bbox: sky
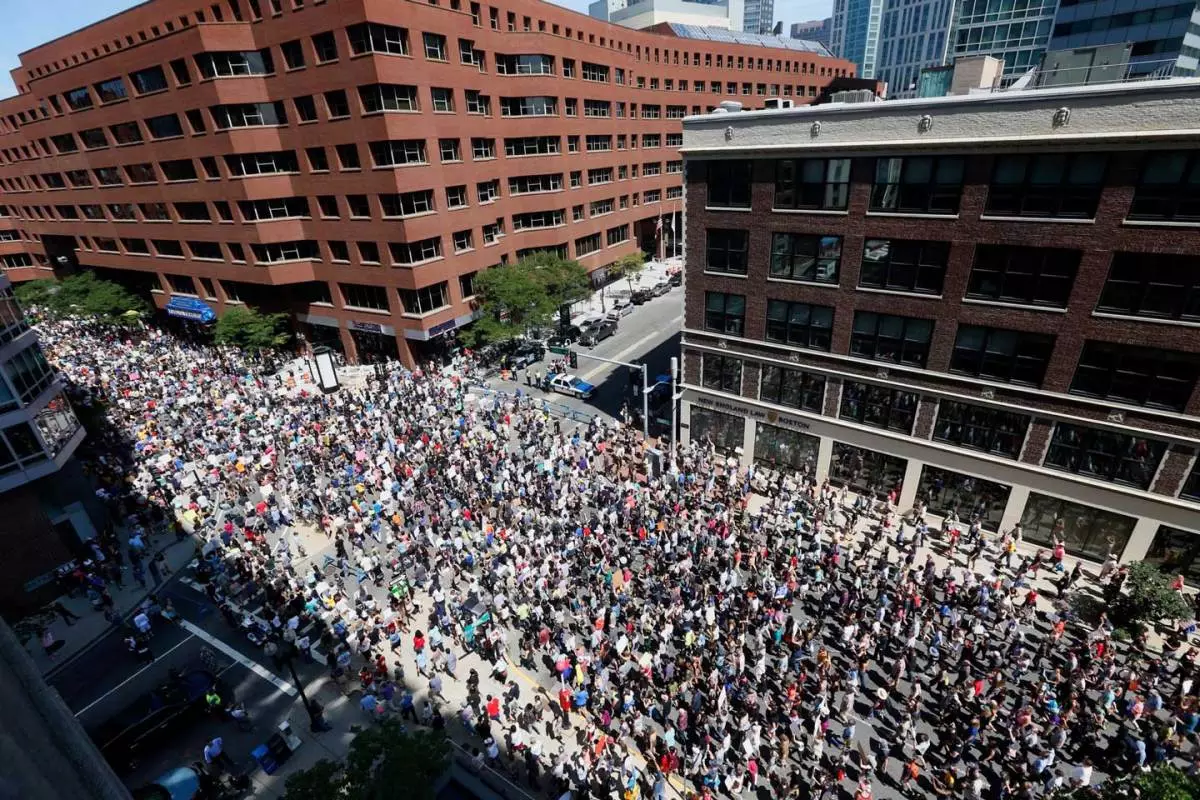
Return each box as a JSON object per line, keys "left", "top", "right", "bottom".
{"left": 0, "top": 0, "right": 832, "bottom": 97}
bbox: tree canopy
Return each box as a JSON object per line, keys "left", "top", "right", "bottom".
{"left": 1110, "top": 560, "right": 1193, "bottom": 633}
{"left": 14, "top": 273, "right": 147, "bottom": 324}
{"left": 469, "top": 252, "right": 591, "bottom": 344}
{"left": 213, "top": 305, "right": 292, "bottom": 351}
{"left": 612, "top": 251, "right": 646, "bottom": 290}
{"left": 281, "top": 723, "right": 451, "bottom": 800}
{"left": 1053, "top": 764, "right": 1200, "bottom": 800}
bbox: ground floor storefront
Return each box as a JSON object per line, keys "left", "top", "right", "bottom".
{"left": 681, "top": 389, "right": 1200, "bottom": 569}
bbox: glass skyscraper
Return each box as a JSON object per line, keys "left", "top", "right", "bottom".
{"left": 1049, "top": 0, "right": 1200, "bottom": 77}
{"left": 831, "top": 0, "right": 886, "bottom": 77}
{"left": 950, "top": 0, "right": 1058, "bottom": 79}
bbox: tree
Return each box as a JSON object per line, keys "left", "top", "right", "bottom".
{"left": 14, "top": 272, "right": 147, "bottom": 324}
{"left": 1052, "top": 764, "right": 1200, "bottom": 800}
{"left": 469, "top": 252, "right": 591, "bottom": 345}
{"left": 613, "top": 251, "right": 646, "bottom": 294}
{"left": 1111, "top": 560, "right": 1192, "bottom": 633}
{"left": 281, "top": 723, "right": 451, "bottom": 800}
{"left": 13, "top": 279, "right": 59, "bottom": 310}
{"left": 213, "top": 305, "right": 292, "bottom": 351}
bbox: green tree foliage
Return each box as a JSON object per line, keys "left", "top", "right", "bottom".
{"left": 1111, "top": 560, "right": 1193, "bottom": 632}
{"left": 14, "top": 273, "right": 147, "bottom": 324}
{"left": 612, "top": 251, "right": 646, "bottom": 292}
{"left": 213, "top": 305, "right": 292, "bottom": 351}
{"left": 1053, "top": 764, "right": 1200, "bottom": 800}
{"left": 469, "top": 252, "right": 591, "bottom": 344}
{"left": 281, "top": 724, "right": 451, "bottom": 800}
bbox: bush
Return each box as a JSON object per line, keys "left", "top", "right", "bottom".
{"left": 1110, "top": 561, "right": 1192, "bottom": 633}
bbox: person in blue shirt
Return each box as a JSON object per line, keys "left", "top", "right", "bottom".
{"left": 574, "top": 687, "right": 589, "bottom": 708}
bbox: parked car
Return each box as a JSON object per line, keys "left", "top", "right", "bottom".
{"left": 579, "top": 319, "right": 617, "bottom": 346}
{"left": 508, "top": 341, "right": 544, "bottom": 369}
{"left": 669, "top": 271, "right": 682, "bottom": 287}
{"left": 546, "top": 334, "right": 574, "bottom": 352}
{"left": 650, "top": 279, "right": 672, "bottom": 296}
{"left": 547, "top": 373, "right": 596, "bottom": 399}
{"left": 91, "top": 669, "right": 228, "bottom": 771}
{"left": 630, "top": 287, "right": 653, "bottom": 304}
{"left": 608, "top": 297, "right": 634, "bottom": 316}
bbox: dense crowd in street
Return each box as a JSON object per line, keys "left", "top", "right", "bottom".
{"left": 36, "top": 317, "right": 1200, "bottom": 800}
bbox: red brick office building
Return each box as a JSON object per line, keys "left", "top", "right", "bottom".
{"left": 679, "top": 79, "right": 1200, "bottom": 569}
{"left": 0, "top": 0, "right": 851, "bottom": 364}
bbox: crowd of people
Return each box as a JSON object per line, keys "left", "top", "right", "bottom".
{"left": 36, "top": 316, "right": 1200, "bottom": 800}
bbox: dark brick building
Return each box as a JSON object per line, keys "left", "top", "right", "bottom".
{"left": 0, "top": 0, "right": 852, "bottom": 366}
{"left": 679, "top": 81, "right": 1200, "bottom": 568}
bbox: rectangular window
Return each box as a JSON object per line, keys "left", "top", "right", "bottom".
{"left": 705, "top": 229, "right": 748, "bottom": 275}
{"left": 465, "top": 90, "right": 489, "bottom": 115}
{"left": 496, "top": 54, "right": 554, "bottom": 75}
{"left": 380, "top": 190, "right": 435, "bottom": 217}
{"left": 130, "top": 65, "right": 169, "bottom": 94}
{"left": 188, "top": 241, "right": 223, "bottom": 260}
{"left": 152, "top": 239, "right": 184, "bottom": 257}
{"left": 224, "top": 150, "right": 299, "bottom": 176}
{"left": 195, "top": 49, "right": 273, "bottom": 78}
{"left": 317, "top": 196, "right": 339, "bottom": 217}
{"left": 357, "top": 242, "right": 380, "bottom": 264}
{"left": 1045, "top": 423, "right": 1167, "bottom": 490}
{"left": 238, "top": 197, "right": 309, "bottom": 220}
{"left": 312, "top": 31, "right": 339, "bottom": 63}
{"left": 575, "top": 233, "right": 602, "bottom": 256}
{"left": 499, "top": 96, "right": 556, "bottom": 116}
{"left": 460, "top": 272, "right": 477, "bottom": 299}
{"left": 1021, "top": 492, "right": 1135, "bottom": 561}
{"left": 398, "top": 282, "right": 449, "bottom": 315}
{"left": 175, "top": 201, "right": 211, "bottom": 221}
{"left": 140, "top": 203, "right": 170, "bottom": 220}
{"left": 423, "top": 33, "right": 447, "bottom": 61}
{"left": 94, "top": 77, "right": 127, "bottom": 103}
{"left": 934, "top": 400, "right": 1030, "bottom": 459}
{"left": 358, "top": 84, "right": 419, "bottom": 113}
{"left": 966, "top": 244, "right": 1079, "bottom": 308}
{"left": 346, "top": 195, "right": 370, "bottom": 218}
{"left": 666, "top": 133, "right": 682, "bottom": 147}
{"left": 587, "top": 168, "right": 613, "bottom": 186}
{"left": 606, "top": 224, "right": 629, "bottom": 246}
{"left": 706, "top": 160, "right": 752, "bottom": 208}
{"left": 642, "top": 134, "right": 660, "bottom": 148}
{"left": 504, "top": 136, "right": 559, "bottom": 157}
{"left": 121, "top": 237, "right": 149, "bottom": 254}
{"left": 370, "top": 139, "right": 426, "bottom": 167}
{"left": 759, "top": 365, "right": 824, "bottom": 412}
{"left": 704, "top": 292, "right": 745, "bottom": 335}
{"left": 508, "top": 174, "right": 561, "bottom": 195}
{"left": 340, "top": 282, "right": 390, "bottom": 311}
{"left": 79, "top": 128, "right": 108, "bottom": 149}
{"left": 859, "top": 239, "right": 948, "bottom": 294}
{"left": 986, "top": 153, "right": 1106, "bottom": 219}
{"left": 324, "top": 90, "right": 350, "bottom": 118}
{"left": 1128, "top": 151, "right": 1200, "bottom": 222}
{"left": 280, "top": 40, "right": 305, "bottom": 69}
{"left": 389, "top": 237, "right": 443, "bottom": 265}
{"left": 453, "top": 230, "right": 474, "bottom": 252}
{"left": 512, "top": 210, "right": 565, "bottom": 231}
{"left": 589, "top": 199, "right": 613, "bottom": 217}
{"left": 839, "top": 381, "right": 919, "bottom": 434}
{"left": 581, "top": 61, "right": 609, "bottom": 82}
{"left": 336, "top": 143, "right": 360, "bottom": 170}
{"left": 701, "top": 354, "right": 742, "bottom": 394}
{"left": 769, "top": 233, "right": 841, "bottom": 283}
{"left": 870, "top": 156, "right": 965, "bottom": 214}
{"left": 294, "top": 95, "right": 318, "bottom": 121}
{"left": 472, "top": 138, "right": 495, "bottom": 160}
{"left": 950, "top": 325, "right": 1055, "bottom": 387}
{"left": 347, "top": 23, "right": 409, "bottom": 55}
{"left": 159, "top": 159, "right": 197, "bottom": 182}
{"left": 51, "top": 134, "right": 78, "bottom": 153}
{"left": 446, "top": 186, "right": 467, "bottom": 208}
{"left": 765, "top": 300, "right": 833, "bottom": 350}
{"left": 210, "top": 102, "right": 286, "bottom": 128}
{"left": 850, "top": 312, "right": 933, "bottom": 367}
{"left": 586, "top": 135, "right": 612, "bottom": 152}
{"left": 145, "top": 113, "right": 184, "bottom": 138}
{"left": 64, "top": 86, "right": 93, "bottom": 110}
{"left": 250, "top": 241, "right": 318, "bottom": 262}
{"left": 431, "top": 87, "right": 454, "bottom": 112}
{"left": 439, "top": 139, "right": 461, "bottom": 162}
{"left": 1096, "top": 252, "right": 1200, "bottom": 321}
{"left": 774, "top": 158, "right": 850, "bottom": 211}
{"left": 1071, "top": 341, "right": 1199, "bottom": 412}
{"left": 477, "top": 180, "right": 499, "bottom": 203}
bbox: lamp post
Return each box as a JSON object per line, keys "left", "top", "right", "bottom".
{"left": 282, "top": 643, "right": 329, "bottom": 733}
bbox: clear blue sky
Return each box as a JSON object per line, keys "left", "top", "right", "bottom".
{"left": 0, "top": 0, "right": 832, "bottom": 98}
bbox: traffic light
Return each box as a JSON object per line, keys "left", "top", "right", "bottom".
{"left": 568, "top": 351, "right": 578, "bottom": 369}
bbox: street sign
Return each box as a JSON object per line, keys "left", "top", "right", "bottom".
{"left": 548, "top": 346, "right": 569, "bottom": 355}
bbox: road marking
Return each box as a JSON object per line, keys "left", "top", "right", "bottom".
{"left": 179, "top": 619, "right": 298, "bottom": 697}
{"left": 581, "top": 319, "right": 679, "bottom": 382}
{"left": 74, "top": 634, "right": 196, "bottom": 717}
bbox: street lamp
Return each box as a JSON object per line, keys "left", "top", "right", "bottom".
{"left": 281, "top": 643, "right": 330, "bottom": 732}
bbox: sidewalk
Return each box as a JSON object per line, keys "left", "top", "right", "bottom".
{"left": 28, "top": 533, "right": 199, "bottom": 678}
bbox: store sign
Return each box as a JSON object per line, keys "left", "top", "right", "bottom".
{"left": 348, "top": 321, "right": 384, "bottom": 334}
{"left": 429, "top": 318, "right": 459, "bottom": 337}
{"left": 693, "top": 395, "right": 811, "bottom": 431}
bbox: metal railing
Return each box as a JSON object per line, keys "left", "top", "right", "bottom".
{"left": 1005, "top": 57, "right": 1184, "bottom": 92}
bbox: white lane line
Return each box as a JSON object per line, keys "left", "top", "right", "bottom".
{"left": 74, "top": 634, "right": 196, "bottom": 717}
{"left": 581, "top": 327, "right": 668, "bottom": 382}
{"left": 179, "top": 619, "right": 297, "bottom": 697}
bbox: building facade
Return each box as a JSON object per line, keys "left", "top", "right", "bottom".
{"left": 680, "top": 80, "right": 1200, "bottom": 573}
{"left": 0, "top": 273, "right": 105, "bottom": 612}
{"left": 591, "top": 0, "right": 744, "bottom": 31}
{"left": 875, "top": 0, "right": 956, "bottom": 96}
{"left": 0, "top": 0, "right": 853, "bottom": 367}
{"left": 742, "top": 0, "right": 775, "bottom": 35}
{"left": 1048, "top": 0, "right": 1200, "bottom": 78}
{"left": 791, "top": 18, "right": 832, "bottom": 49}
{"left": 949, "top": 0, "right": 1057, "bottom": 80}
{"left": 830, "top": 0, "right": 885, "bottom": 78}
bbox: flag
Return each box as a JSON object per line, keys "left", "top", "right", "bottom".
{"left": 655, "top": 215, "right": 663, "bottom": 232}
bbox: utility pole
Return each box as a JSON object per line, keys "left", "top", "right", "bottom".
{"left": 641, "top": 362, "right": 649, "bottom": 440}
{"left": 669, "top": 356, "right": 679, "bottom": 462}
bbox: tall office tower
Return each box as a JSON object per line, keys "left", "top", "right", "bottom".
{"left": 1048, "top": 0, "right": 1200, "bottom": 78}
{"left": 875, "top": 0, "right": 957, "bottom": 96}
{"left": 950, "top": 0, "right": 1058, "bottom": 80}
{"left": 791, "top": 18, "right": 832, "bottom": 49}
{"left": 830, "top": 0, "right": 885, "bottom": 78}
{"left": 743, "top": 0, "right": 776, "bottom": 34}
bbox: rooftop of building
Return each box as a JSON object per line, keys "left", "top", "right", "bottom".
{"left": 655, "top": 22, "right": 831, "bottom": 54}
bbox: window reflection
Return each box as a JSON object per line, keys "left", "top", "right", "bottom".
{"left": 829, "top": 442, "right": 906, "bottom": 499}
{"left": 35, "top": 392, "right": 81, "bottom": 456}
{"left": 689, "top": 407, "right": 744, "bottom": 454}
{"left": 916, "top": 465, "right": 1010, "bottom": 531}
{"left": 1144, "top": 526, "right": 1200, "bottom": 586}
{"left": 1020, "top": 492, "right": 1135, "bottom": 561}
{"left": 754, "top": 424, "right": 819, "bottom": 476}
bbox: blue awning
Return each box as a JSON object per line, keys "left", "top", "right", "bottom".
{"left": 165, "top": 296, "right": 216, "bottom": 324}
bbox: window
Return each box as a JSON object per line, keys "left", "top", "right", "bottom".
{"left": 210, "top": 102, "right": 286, "bottom": 128}
{"left": 152, "top": 239, "right": 184, "bottom": 257}
{"left": 312, "top": 32, "right": 339, "bottom": 62}
{"left": 439, "top": 139, "right": 461, "bottom": 162}
{"left": 175, "top": 201, "right": 211, "bottom": 221}
{"left": 758, "top": 364, "right": 824, "bottom": 412}
{"left": 701, "top": 354, "right": 742, "bottom": 394}
{"left": 704, "top": 292, "right": 746, "bottom": 335}
{"left": 324, "top": 89, "right": 350, "bottom": 119}
{"left": 934, "top": 400, "right": 1030, "bottom": 459}
{"left": 950, "top": 326, "right": 1055, "bottom": 386}
{"left": 336, "top": 144, "right": 360, "bottom": 170}
{"left": 446, "top": 186, "right": 468, "bottom": 208}
{"left": 965, "top": 245, "right": 1078, "bottom": 308}
{"left": 380, "top": 190, "right": 435, "bottom": 217}
{"left": 250, "top": 240, "right": 319, "bottom": 263}
{"left": 1144, "top": 525, "right": 1200, "bottom": 586}
{"left": 583, "top": 99, "right": 610, "bottom": 118}
{"left": 575, "top": 233, "right": 602, "bottom": 256}
{"left": 505, "top": 136, "right": 559, "bottom": 157}
{"left": 606, "top": 225, "right": 629, "bottom": 246}
{"left": 370, "top": 139, "right": 426, "bottom": 167}
{"left": 666, "top": 133, "right": 682, "bottom": 147}
{"left": 477, "top": 180, "right": 499, "bottom": 203}
{"left": 55, "top": 205, "right": 80, "bottom": 219}
{"left": 453, "top": 230, "right": 474, "bottom": 252}
{"left": 643, "top": 161, "right": 661, "bottom": 176}
{"left": 642, "top": 134, "right": 660, "bottom": 148}
{"left": 1129, "top": 151, "right": 1200, "bottom": 222}
{"left": 1045, "top": 423, "right": 1167, "bottom": 490}
{"left": 587, "top": 168, "right": 613, "bottom": 186}
{"left": 705, "top": 229, "right": 748, "bottom": 275}
{"left": 77, "top": 127, "right": 107, "bottom": 149}
{"left": 357, "top": 242, "right": 380, "bottom": 264}
{"left": 317, "top": 196, "right": 339, "bottom": 217}
{"left": 328, "top": 240, "right": 349, "bottom": 261}
{"left": 399, "top": 282, "right": 450, "bottom": 315}
{"left": 569, "top": 137, "right": 580, "bottom": 154}
{"left": 140, "top": 202, "right": 170, "bottom": 221}
{"left": 280, "top": 40, "right": 305, "bottom": 69}
{"left": 459, "top": 39, "right": 481, "bottom": 67}
{"left": 581, "top": 61, "right": 608, "bottom": 82}
{"left": 496, "top": 54, "right": 553, "bottom": 74}
{"left": 390, "top": 238, "right": 443, "bottom": 265}
{"left": 499, "top": 96, "right": 556, "bottom": 116}
{"left": 769, "top": 233, "right": 841, "bottom": 283}
{"left": 1071, "top": 341, "right": 1199, "bottom": 411}
{"left": 64, "top": 86, "right": 93, "bottom": 111}
{"left": 146, "top": 113, "right": 184, "bottom": 138}
{"left": 859, "top": 239, "right": 948, "bottom": 294}
{"left": 586, "top": 135, "right": 612, "bottom": 152}
{"left": 130, "top": 65, "right": 168, "bottom": 94}
{"left": 188, "top": 241, "right": 223, "bottom": 260}
{"left": 472, "top": 138, "right": 495, "bottom": 160}
{"left": 359, "top": 84, "right": 419, "bottom": 113}
{"left": 572, "top": 205, "right": 584, "bottom": 222}
{"left": 482, "top": 221, "right": 504, "bottom": 245}
{"left": 987, "top": 153, "right": 1106, "bottom": 219}
{"left": 706, "top": 161, "right": 752, "bottom": 208}
{"left": 459, "top": 272, "right": 477, "bottom": 298}
{"left": 570, "top": 172, "right": 581, "bottom": 189}
{"left": 94, "top": 77, "right": 127, "bottom": 103}
{"left": 213, "top": 200, "right": 232, "bottom": 220}
{"left": 423, "top": 33, "right": 447, "bottom": 61}
{"left": 109, "top": 122, "right": 142, "bottom": 145}
{"left": 465, "top": 90, "right": 489, "bottom": 115}
{"left": 239, "top": 197, "right": 309, "bottom": 220}
{"left": 341, "top": 282, "right": 390, "bottom": 311}
{"left": 589, "top": 199, "right": 613, "bottom": 217}
{"left": 1096, "top": 252, "right": 1200, "bottom": 321}
{"left": 839, "top": 381, "right": 919, "bottom": 433}
{"left": 4, "top": 346, "right": 56, "bottom": 403}
{"left": 871, "top": 156, "right": 964, "bottom": 215}
{"left": 51, "top": 134, "right": 78, "bottom": 153}
{"left": 764, "top": 300, "right": 833, "bottom": 350}
{"left": 346, "top": 195, "right": 370, "bottom": 218}
{"left": 195, "top": 50, "right": 273, "bottom": 77}
{"left": 850, "top": 312, "right": 933, "bottom": 367}
{"left": 159, "top": 160, "right": 197, "bottom": 182}
{"left": 829, "top": 442, "right": 907, "bottom": 498}
{"left": 508, "top": 174, "right": 562, "bottom": 195}
{"left": 431, "top": 87, "right": 454, "bottom": 112}
{"left": 690, "top": 407, "right": 745, "bottom": 454}
{"left": 225, "top": 150, "right": 299, "bottom": 176}
{"left": 774, "top": 158, "right": 850, "bottom": 211}
{"left": 347, "top": 23, "right": 409, "bottom": 55}
{"left": 565, "top": 99, "right": 577, "bottom": 117}
{"left": 1182, "top": 461, "right": 1200, "bottom": 502}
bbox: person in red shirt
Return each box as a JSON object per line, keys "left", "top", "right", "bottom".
{"left": 413, "top": 630, "right": 426, "bottom": 652}
{"left": 486, "top": 694, "right": 501, "bottom": 720}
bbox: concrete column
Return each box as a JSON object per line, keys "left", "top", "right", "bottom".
{"left": 998, "top": 485, "right": 1031, "bottom": 535}
{"left": 740, "top": 417, "right": 757, "bottom": 467}
{"left": 1122, "top": 517, "right": 1162, "bottom": 563}
{"left": 339, "top": 326, "right": 358, "bottom": 363}
{"left": 898, "top": 458, "right": 923, "bottom": 511}
{"left": 679, "top": 401, "right": 693, "bottom": 447}
{"left": 815, "top": 436, "right": 834, "bottom": 484}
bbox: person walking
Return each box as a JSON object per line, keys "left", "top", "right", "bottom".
{"left": 203, "top": 736, "right": 236, "bottom": 772}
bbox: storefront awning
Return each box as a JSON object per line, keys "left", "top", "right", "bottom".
{"left": 165, "top": 296, "right": 216, "bottom": 324}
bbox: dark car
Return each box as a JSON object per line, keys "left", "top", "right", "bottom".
{"left": 509, "top": 342, "right": 544, "bottom": 369}
{"left": 90, "top": 669, "right": 228, "bottom": 771}
{"left": 669, "top": 271, "right": 682, "bottom": 287}
{"left": 630, "top": 287, "right": 653, "bottom": 304}
{"left": 579, "top": 319, "right": 617, "bottom": 347}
